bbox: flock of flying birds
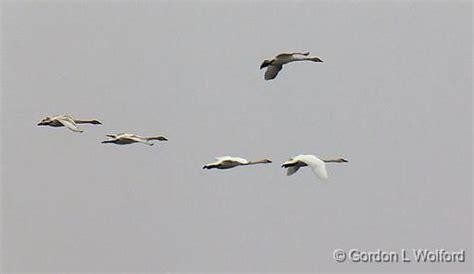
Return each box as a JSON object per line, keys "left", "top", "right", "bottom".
{"left": 37, "top": 52, "right": 348, "bottom": 180}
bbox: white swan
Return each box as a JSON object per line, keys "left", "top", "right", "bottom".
{"left": 101, "top": 133, "right": 168, "bottom": 146}
{"left": 281, "top": 154, "right": 347, "bottom": 179}
{"left": 260, "top": 52, "right": 323, "bottom": 80}
{"left": 203, "top": 156, "right": 272, "bottom": 169}
{"left": 37, "top": 115, "right": 102, "bottom": 133}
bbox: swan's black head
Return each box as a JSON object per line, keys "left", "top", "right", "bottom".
{"left": 260, "top": 60, "right": 272, "bottom": 69}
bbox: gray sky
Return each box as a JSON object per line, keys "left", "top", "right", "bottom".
{"left": 1, "top": 1, "right": 472, "bottom": 273}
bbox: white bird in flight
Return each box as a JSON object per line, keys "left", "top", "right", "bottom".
{"left": 37, "top": 115, "right": 102, "bottom": 133}
{"left": 281, "top": 154, "right": 348, "bottom": 179}
{"left": 101, "top": 133, "right": 168, "bottom": 146}
{"left": 260, "top": 52, "right": 323, "bottom": 80}
{"left": 203, "top": 156, "right": 272, "bottom": 170}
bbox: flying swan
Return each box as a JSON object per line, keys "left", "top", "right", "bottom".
{"left": 37, "top": 115, "right": 102, "bottom": 133}
{"left": 260, "top": 52, "right": 323, "bottom": 80}
{"left": 101, "top": 133, "right": 168, "bottom": 146}
{"left": 281, "top": 154, "right": 348, "bottom": 179}
{"left": 203, "top": 156, "right": 272, "bottom": 169}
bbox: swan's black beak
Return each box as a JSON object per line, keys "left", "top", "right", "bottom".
{"left": 341, "top": 159, "right": 349, "bottom": 163}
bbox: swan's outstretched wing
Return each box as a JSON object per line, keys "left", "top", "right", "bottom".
{"left": 56, "top": 117, "right": 83, "bottom": 132}
{"left": 215, "top": 156, "right": 232, "bottom": 161}
{"left": 276, "top": 52, "right": 310, "bottom": 58}
{"left": 215, "top": 156, "right": 249, "bottom": 164}
{"left": 264, "top": 64, "right": 283, "bottom": 80}
{"left": 282, "top": 158, "right": 302, "bottom": 176}
{"left": 125, "top": 135, "right": 153, "bottom": 146}
{"left": 287, "top": 166, "right": 300, "bottom": 176}
{"left": 299, "top": 155, "right": 328, "bottom": 179}
{"left": 311, "top": 163, "right": 328, "bottom": 179}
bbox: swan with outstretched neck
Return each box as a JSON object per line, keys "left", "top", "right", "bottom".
{"left": 101, "top": 133, "right": 168, "bottom": 146}
{"left": 37, "top": 115, "right": 102, "bottom": 133}
{"left": 281, "top": 154, "right": 348, "bottom": 179}
{"left": 203, "top": 156, "right": 272, "bottom": 169}
{"left": 260, "top": 52, "right": 323, "bottom": 80}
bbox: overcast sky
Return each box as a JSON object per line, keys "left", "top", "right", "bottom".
{"left": 1, "top": 1, "right": 472, "bottom": 273}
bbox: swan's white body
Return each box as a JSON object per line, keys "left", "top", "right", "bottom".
{"left": 281, "top": 154, "right": 347, "bottom": 180}
{"left": 203, "top": 156, "right": 272, "bottom": 169}
{"left": 282, "top": 155, "right": 328, "bottom": 179}
{"left": 260, "top": 52, "right": 323, "bottom": 80}
{"left": 37, "top": 115, "right": 102, "bottom": 133}
{"left": 102, "top": 133, "right": 168, "bottom": 146}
